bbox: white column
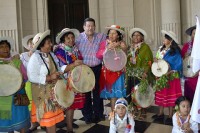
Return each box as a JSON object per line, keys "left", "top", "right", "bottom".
{"left": 88, "top": 0, "right": 100, "bottom": 32}
{"left": 161, "top": 0, "right": 181, "bottom": 44}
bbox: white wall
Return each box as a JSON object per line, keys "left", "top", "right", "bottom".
{"left": 1, "top": 0, "right": 200, "bottom": 53}
{"left": 0, "top": 0, "right": 18, "bottom": 52}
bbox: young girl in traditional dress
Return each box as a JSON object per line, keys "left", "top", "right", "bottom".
{"left": 109, "top": 98, "right": 135, "bottom": 133}
{"left": 172, "top": 96, "right": 198, "bottom": 133}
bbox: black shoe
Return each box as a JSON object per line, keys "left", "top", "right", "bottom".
{"left": 152, "top": 114, "right": 164, "bottom": 119}
{"left": 92, "top": 117, "right": 101, "bottom": 123}
{"left": 165, "top": 118, "right": 172, "bottom": 125}
{"left": 72, "top": 123, "right": 79, "bottom": 128}
{"left": 26, "top": 124, "right": 39, "bottom": 133}
{"left": 85, "top": 119, "right": 92, "bottom": 124}
{"left": 40, "top": 126, "right": 46, "bottom": 130}
{"left": 100, "top": 116, "right": 106, "bottom": 121}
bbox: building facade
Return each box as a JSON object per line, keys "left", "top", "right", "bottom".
{"left": 0, "top": 0, "right": 200, "bottom": 54}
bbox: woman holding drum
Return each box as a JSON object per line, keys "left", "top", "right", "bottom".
{"left": 0, "top": 37, "right": 30, "bottom": 132}
{"left": 27, "top": 30, "right": 82, "bottom": 133}
{"left": 126, "top": 28, "right": 154, "bottom": 120}
{"left": 152, "top": 30, "right": 182, "bottom": 125}
{"left": 181, "top": 25, "right": 198, "bottom": 103}
{"left": 96, "top": 25, "right": 127, "bottom": 111}
{"left": 54, "top": 28, "right": 85, "bottom": 133}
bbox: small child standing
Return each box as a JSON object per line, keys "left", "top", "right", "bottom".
{"left": 109, "top": 98, "right": 135, "bottom": 133}
{"left": 172, "top": 96, "right": 199, "bottom": 133}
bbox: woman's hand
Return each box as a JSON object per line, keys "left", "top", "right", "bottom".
{"left": 74, "top": 60, "right": 83, "bottom": 67}
{"left": 166, "top": 70, "right": 176, "bottom": 76}
{"left": 107, "top": 40, "right": 119, "bottom": 50}
{"left": 47, "top": 72, "right": 62, "bottom": 83}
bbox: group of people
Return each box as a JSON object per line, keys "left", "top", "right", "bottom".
{"left": 0, "top": 17, "right": 199, "bottom": 133}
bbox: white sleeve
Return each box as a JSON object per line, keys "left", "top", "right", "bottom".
{"left": 190, "top": 119, "right": 199, "bottom": 133}
{"left": 172, "top": 113, "right": 180, "bottom": 133}
{"left": 27, "top": 53, "right": 47, "bottom": 84}
{"left": 109, "top": 119, "right": 117, "bottom": 133}
{"left": 129, "top": 115, "right": 135, "bottom": 133}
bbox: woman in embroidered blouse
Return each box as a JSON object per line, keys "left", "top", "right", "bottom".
{"left": 96, "top": 25, "right": 127, "bottom": 111}
{"left": 0, "top": 37, "right": 30, "bottom": 132}
{"left": 152, "top": 30, "right": 183, "bottom": 125}
{"left": 27, "top": 30, "right": 82, "bottom": 133}
{"left": 181, "top": 25, "right": 198, "bottom": 103}
{"left": 54, "top": 28, "right": 84, "bottom": 133}
{"left": 172, "top": 96, "right": 198, "bottom": 133}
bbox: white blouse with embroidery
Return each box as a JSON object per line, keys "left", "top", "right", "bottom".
{"left": 27, "top": 50, "right": 66, "bottom": 85}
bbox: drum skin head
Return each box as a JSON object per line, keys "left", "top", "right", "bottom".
{"left": 71, "top": 65, "right": 95, "bottom": 93}
{"left": 54, "top": 79, "right": 74, "bottom": 108}
{"left": 133, "top": 85, "right": 155, "bottom": 108}
{"left": 0, "top": 64, "right": 22, "bottom": 96}
{"left": 151, "top": 59, "right": 169, "bottom": 77}
{"left": 183, "top": 56, "right": 198, "bottom": 77}
{"left": 103, "top": 49, "right": 127, "bottom": 72}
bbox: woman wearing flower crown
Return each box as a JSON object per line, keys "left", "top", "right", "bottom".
{"left": 96, "top": 25, "right": 127, "bottom": 111}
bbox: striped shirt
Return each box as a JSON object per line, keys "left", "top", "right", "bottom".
{"left": 76, "top": 32, "right": 106, "bottom": 67}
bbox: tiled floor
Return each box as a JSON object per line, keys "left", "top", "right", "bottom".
{"left": 28, "top": 100, "right": 175, "bottom": 133}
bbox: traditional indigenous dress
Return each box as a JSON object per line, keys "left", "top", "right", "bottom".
{"left": 181, "top": 40, "right": 198, "bottom": 102}
{"left": 54, "top": 43, "right": 85, "bottom": 109}
{"left": 155, "top": 47, "right": 182, "bottom": 107}
{"left": 27, "top": 50, "right": 65, "bottom": 127}
{"left": 172, "top": 112, "right": 198, "bottom": 133}
{"left": 109, "top": 113, "right": 135, "bottom": 133}
{"left": 126, "top": 42, "right": 153, "bottom": 105}
{"left": 0, "top": 55, "right": 30, "bottom": 132}
{"left": 96, "top": 40, "right": 126, "bottom": 99}
{"left": 20, "top": 52, "right": 32, "bottom": 111}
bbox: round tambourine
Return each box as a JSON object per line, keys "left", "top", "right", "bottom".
{"left": 103, "top": 49, "right": 127, "bottom": 72}
{"left": 69, "top": 65, "right": 95, "bottom": 93}
{"left": 132, "top": 84, "right": 155, "bottom": 108}
{"left": 151, "top": 59, "right": 170, "bottom": 77}
{"left": 183, "top": 56, "right": 198, "bottom": 77}
{"left": 0, "top": 64, "right": 22, "bottom": 96}
{"left": 53, "top": 79, "right": 74, "bottom": 108}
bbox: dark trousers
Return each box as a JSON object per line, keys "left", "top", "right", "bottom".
{"left": 81, "top": 64, "right": 104, "bottom": 120}
{"left": 126, "top": 76, "right": 140, "bottom": 104}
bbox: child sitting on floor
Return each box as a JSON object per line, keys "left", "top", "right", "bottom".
{"left": 109, "top": 98, "right": 135, "bottom": 133}
{"left": 172, "top": 96, "right": 198, "bottom": 133}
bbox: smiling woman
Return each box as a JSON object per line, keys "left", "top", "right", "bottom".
{"left": 0, "top": 37, "right": 30, "bottom": 133}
